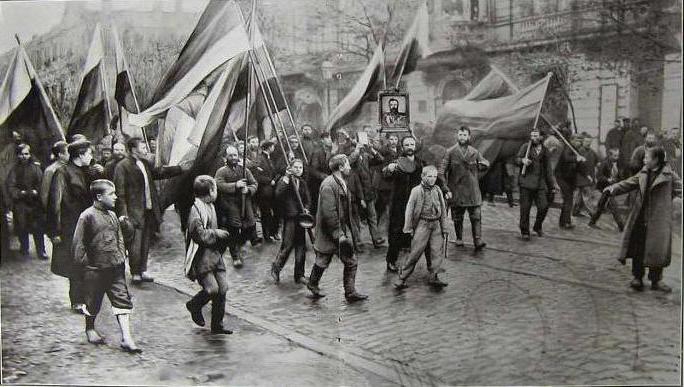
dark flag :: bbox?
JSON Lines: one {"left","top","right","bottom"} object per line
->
{"left": 389, "top": 2, "right": 431, "bottom": 86}
{"left": 0, "top": 44, "right": 64, "bottom": 168}
{"left": 67, "top": 23, "right": 109, "bottom": 144}
{"left": 325, "top": 44, "right": 385, "bottom": 134}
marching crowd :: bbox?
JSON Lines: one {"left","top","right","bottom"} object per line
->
{"left": 0, "top": 116, "right": 681, "bottom": 353}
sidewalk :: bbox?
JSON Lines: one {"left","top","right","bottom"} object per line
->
{"left": 0, "top": 256, "right": 389, "bottom": 386}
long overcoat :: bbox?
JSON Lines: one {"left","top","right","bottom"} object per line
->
{"left": 439, "top": 145, "right": 489, "bottom": 207}
{"left": 6, "top": 160, "right": 44, "bottom": 233}
{"left": 609, "top": 165, "right": 682, "bottom": 268}
{"left": 48, "top": 163, "right": 92, "bottom": 278}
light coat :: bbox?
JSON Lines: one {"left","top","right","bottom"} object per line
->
{"left": 403, "top": 184, "right": 447, "bottom": 234}
{"left": 609, "top": 165, "right": 682, "bottom": 268}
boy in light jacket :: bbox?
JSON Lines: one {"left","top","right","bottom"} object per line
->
{"left": 394, "top": 165, "right": 448, "bottom": 289}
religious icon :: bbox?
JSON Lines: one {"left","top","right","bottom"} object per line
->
{"left": 378, "top": 91, "right": 410, "bottom": 132}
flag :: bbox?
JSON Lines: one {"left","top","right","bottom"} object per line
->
{"left": 434, "top": 73, "right": 552, "bottom": 161}
{"left": 0, "top": 45, "right": 64, "bottom": 169}
{"left": 111, "top": 25, "right": 145, "bottom": 139}
{"left": 389, "top": 2, "right": 431, "bottom": 85}
{"left": 129, "top": 0, "right": 250, "bottom": 127}
{"left": 158, "top": 53, "right": 248, "bottom": 210}
{"left": 67, "top": 23, "right": 109, "bottom": 144}
{"left": 325, "top": 44, "right": 385, "bottom": 133}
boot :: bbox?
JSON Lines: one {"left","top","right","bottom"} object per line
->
{"left": 306, "top": 264, "right": 326, "bottom": 298}
{"left": 270, "top": 261, "right": 280, "bottom": 283}
{"left": 186, "top": 290, "right": 210, "bottom": 327}
{"left": 506, "top": 191, "right": 516, "bottom": 207}
{"left": 343, "top": 266, "right": 367, "bottom": 303}
{"left": 429, "top": 273, "right": 448, "bottom": 288}
{"left": 472, "top": 219, "right": 486, "bottom": 251}
{"left": 210, "top": 293, "right": 233, "bottom": 334}
{"left": 453, "top": 217, "right": 464, "bottom": 246}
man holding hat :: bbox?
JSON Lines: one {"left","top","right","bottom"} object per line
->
{"left": 253, "top": 138, "right": 283, "bottom": 242}
{"left": 307, "top": 154, "right": 368, "bottom": 303}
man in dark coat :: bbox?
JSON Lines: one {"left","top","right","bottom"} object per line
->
{"left": 662, "top": 127, "right": 682, "bottom": 177}
{"left": 604, "top": 146, "right": 681, "bottom": 292}
{"left": 440, "top": 126, "right": 490, "bottom": 251}
{"left": 252, "top": 139, "right": 282, "bottom": 242}
{"left": 48, "top": 140, "right": 97, "bottom": 313}
{"left": 307, "top": 154, "right": 367, "bottom": 303}
{"left": 104, "top": 142, "right": 126, "bottom": 180}
{"left": 270, "top": 158, "right": 311, "bottom": 284}
{"left": 215, "top": 145, "right": 258, "bottom": 267}
{"left": 383, "top": 136, "right": 425, "bottom": 272}
{"left": 555, "top": 131, "right": 586, "bottom": 228}
{"left": 590, "top": 148, "right": 625, "bottom": 231}
{"left": 517, "top": 129, "right": 557, "bottom": 240}
{"left": 604, "top": 120, "right": 624, "bottom": 156}
{"left": 573, "top": 134, "right": 598, "bottom": 217}
{"left": 299, "top": 124, "right": 321, "bottom": 161}
{"left": 308, "top": 132, "right": 333, "bottom": 217}
{"left": 6, "top": 143, "right": 47, "bottom": 259}
{"left": 113, "top": 137, "right": 185, "bottom": 283}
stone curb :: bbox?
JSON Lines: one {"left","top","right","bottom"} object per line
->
{"left": 154, "top": 281, "right": 442, "bottom": 387}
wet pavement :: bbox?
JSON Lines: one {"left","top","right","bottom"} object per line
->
{"left": 147, "top": 203, "right": 681, "bottom": 385}
{"left": 0, "top": 255, "right": 388, "bottom": 386}
{"left": 1, "top": 202, "right": 681, "bottom": 386}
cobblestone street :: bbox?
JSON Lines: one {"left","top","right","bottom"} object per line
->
{"left": 147, "top": 204, "right": 681, "bottom": 385}
{"left": 1, "top": 204, "right": 681, "bottom": 386}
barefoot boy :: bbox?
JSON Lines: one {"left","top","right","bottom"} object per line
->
{"left": 72, "top": 179, "right": 140, "bottom": 353}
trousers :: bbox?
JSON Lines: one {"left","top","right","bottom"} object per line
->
{"left": 83, "top": 264, "right": 133, "bottom": 316}
{"left": 128, "top": 210, "right": 155, "bottom": 275}
{"left": 451, "top": 206, "right": 482, "bottom": 243}
{"left": 399, "top": 219, "right": 444, "bottom": 281}
{"left": 519, "top": 187, "right": 549, "bottom": 235}
{"left": 273, "top": 219, "right": 306, "bottom": 279}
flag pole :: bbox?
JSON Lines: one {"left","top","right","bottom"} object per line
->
{"left": 259, "top": 38, "right": 307, "bottom": 163}
{"left": 522, "top": 72, "right": 552, "bottom": 176}
{"left": 15, "top": 36, "right": 65, "bottom": 139}
{"left": 98, "top": 26, "right": 113, "bottom": 134}
{"left": 241, "top": 55, "right": 252, "bottom": 218}
{"left": 251, "top": 51, "right": 293, "bottom": 157}
{"left": 250, "top": 51, "right": 290, "bottom": 164}
{"left": 112, "top": 24, "right": 149, "bottom": 148}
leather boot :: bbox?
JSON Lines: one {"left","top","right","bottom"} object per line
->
{"left": 453, "top": 217, "right": 463, "bottom": 242}
{"left": 306, "top": 264, "right": 326, "bottom": 298}
{"left": 506, "top": 191, "right": 516, "bottom": 207}
{"left": 186, "top": 290, "right": 210, "bottom": 327}
{"left": 343, "top": 266, "right": 367, "bottom": 303}
{"left": 472, "top": 218, "right": 486, "bottom": 251}
{"left": 210, "top": 293, "right": 232, "bottom": 334}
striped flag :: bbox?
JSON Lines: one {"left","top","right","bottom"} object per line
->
{"left": 112, "top": 25, "right": 145, "bottom": 139}
{"left": 0, "top": 44, "right": 64, "bottom": 169}
{"left": 390, "top": 2, "right": 431, "bottom": 85}
{"left": 325, "top": 44, "right": 385, "bottom": 134}
{"left": 67, "top": 23, "right": 109, "bottom": 144}
{"left": 129, "top": 0, "right": 250, "bottom": 128}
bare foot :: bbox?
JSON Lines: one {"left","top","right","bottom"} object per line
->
{"left": 86, "top": 330, "right": 105, "bottom": 345}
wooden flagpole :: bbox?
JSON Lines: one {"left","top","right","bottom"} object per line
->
{"left": 522, "top": 72, "right": 552, "bottom": 175}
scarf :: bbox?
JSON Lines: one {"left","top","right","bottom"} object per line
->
{"left": 183, "top": 198, "right": 214, "bottom": 278}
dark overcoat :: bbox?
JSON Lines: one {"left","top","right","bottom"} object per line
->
{"left": 215, "top": 164, "right": 258, "bottom": 228}
{"left": 384, "top": 156, "right": 424, "bottom": 235}
{"left": 314, "top": 174, "right": 357, "bottom": 254}
{"left": 439, "top": 145, "right": 489, "bottom": 207}
{"left": 6, "top": 160, "right": 44, "bottom": 233}
{"left": 48, "top": 163, "right": 92, "bottom": 278}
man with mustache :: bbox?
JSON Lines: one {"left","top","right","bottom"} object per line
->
{"left": 517, "top": 129, "right": 557, "bottom": 240}
{"left": 383, "top": 136, "right": 425, "bottom": 272}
